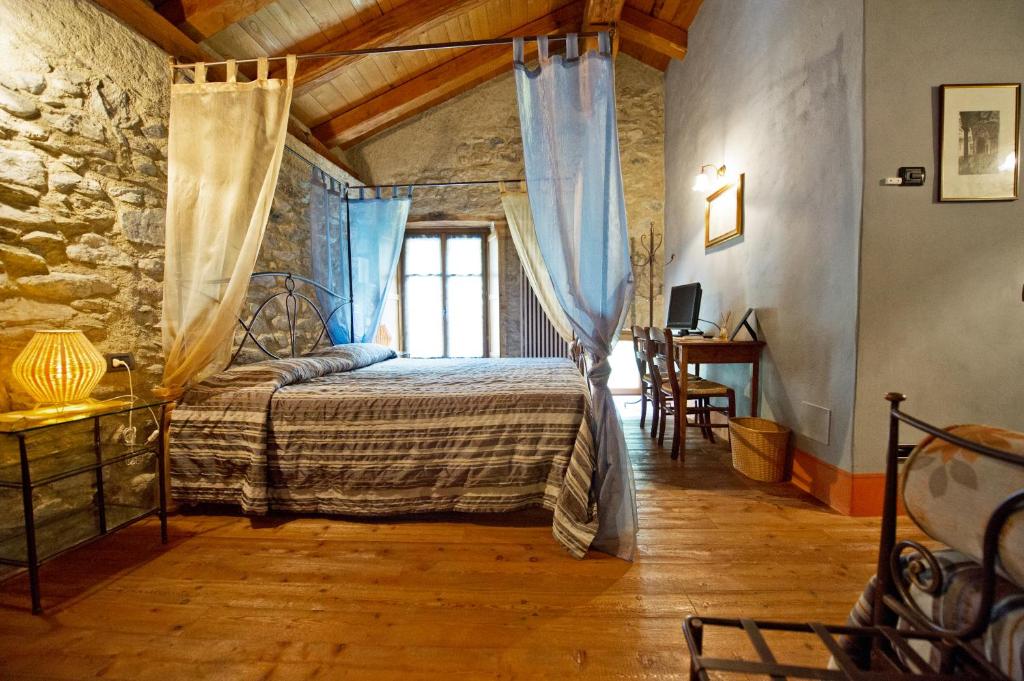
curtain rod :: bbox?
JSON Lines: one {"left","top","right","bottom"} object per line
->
{"left": 347, "top": 179, "right": 524, "bottom": 191}
{"left": 171, "top": 32, "right": 607, "bottom": 69}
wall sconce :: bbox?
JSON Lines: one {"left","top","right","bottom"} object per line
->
{"left": 692, "top": 164, "right": 727, "bottom": 193}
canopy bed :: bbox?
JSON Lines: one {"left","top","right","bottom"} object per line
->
{"left": 160, "top": 32, "right": 636, "bottom": 559}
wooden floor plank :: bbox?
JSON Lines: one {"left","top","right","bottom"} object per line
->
{"left": 0, "top": 399, "right": 906, "bottom": 680}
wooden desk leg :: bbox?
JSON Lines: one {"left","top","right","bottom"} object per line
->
{"left": 676, "top": 346, "right": 689, "bottom": 461}
{"left": 751, "top": 355, "right": 761, "bottom": 417}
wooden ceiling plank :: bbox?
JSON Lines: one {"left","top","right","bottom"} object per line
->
{"left": 273, "top": 0, "right": 495, "bottom": 95}
{"left": 154, "top": 0, "right": 279, "bottom": 42}
{"left": 619, "top": 4, "right": 686, "bottom": 60}
{"left": 314, "top": 1, "right": 584, "bottom": 148}
{"left": 582, "top": 0, "right": 626, "bottom": 28}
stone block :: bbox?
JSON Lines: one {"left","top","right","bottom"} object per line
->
{"left": 120, "top": 208, "right": 163, "bottom": 246}
{"left": 0, "top": 244, "right": 48, "bottom": 277}
{"left": 107, "top": 184, "right": 144, "bottom": 205}
{"left": 20, "top": 231, "right": 66, "bottom": 262}
{"left": 67, "top": 233, "right": 132, "bottom": 268}
{"left": 0, "top": 111, "right": 48, "bottom": 141}
{"left": 70, "top": 298, "right": 109, "bottom": 313}
{"left": 137, "top": 257, "right": 162, "bottom": 279}
{"left": 0, "top": 147, "right": 47, "bottom": 191}
{"left": 0, "top": 72, "right": 46, "bottom": 96}
{"left": 17, "top": 271, "right": 116, "bottom": 301}
{"left": 50, "top": 169, "right": 83, "bottom": 193}
{"left": 0, "top": 182, "right": 42, "bottom": 207}
{"left": 0, "top": 86, "right": 39, "bottom": 119}
{"left": 0, "top": 297, "right": 76, "bottom": 327}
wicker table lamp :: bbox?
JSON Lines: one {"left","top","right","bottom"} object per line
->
{"left": 8, "top": 330, "right": 108, "bottom": 418}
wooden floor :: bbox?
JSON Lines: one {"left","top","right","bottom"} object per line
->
{"left": 0, "top": 400, "right": 895, "bottom": 680}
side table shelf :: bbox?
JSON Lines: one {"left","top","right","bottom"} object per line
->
{"left": 0, "top": 399, "right": 170, "bottom": 614}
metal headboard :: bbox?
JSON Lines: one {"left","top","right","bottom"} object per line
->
{"left": 229, "top": 271, "right": 349, "bottom": 367}
{"left": 874, "top": 393, "right": 1024, "bottom": 651}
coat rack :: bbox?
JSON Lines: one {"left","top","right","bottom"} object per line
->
{"left": 630, "top": 222, "right": 674, "bottom": 328}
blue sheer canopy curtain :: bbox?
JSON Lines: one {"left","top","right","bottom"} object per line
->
{"left": 310, "top": 173, "right": 411, "bottom": 344}
{"left": 514, "top": 32, "right": 638, "bottom": 560}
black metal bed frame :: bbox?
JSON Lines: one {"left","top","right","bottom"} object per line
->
{"left": 228, "top": 271, "right": 348, "bottom": 367}
{"left": 682, "top": 392, "right": 1023, "bottom": 680}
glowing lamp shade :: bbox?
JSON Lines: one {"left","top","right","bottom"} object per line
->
{"left": 12, "top": 330, "right": 106, "bottom": 405}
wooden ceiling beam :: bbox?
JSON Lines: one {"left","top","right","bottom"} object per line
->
{"left": 153, "top": 0, "right": 277, "bottom": 42}
{"left": 313, "top": 2, "right": 584, "bottom": 149}
{"left": 90, "top": 0, "right": 215, "bottom": 62}
{"left": 618, "top": 37, "right": 670, "bottom": 71}
{"left": 618, "top": 5, "right": 688, "bottom": 61}
{"left": 87, "top": 0, "right": 362, "bottom": 179}
{"left": 273, "top": 0, "right": 494, "bottom": 96}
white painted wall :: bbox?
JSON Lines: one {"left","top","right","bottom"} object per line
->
{"left": 663, "top": 0, "right": 865, "bottom": 469}
{"left": 854, "top": 0, "right": 1024, "bottom": 472}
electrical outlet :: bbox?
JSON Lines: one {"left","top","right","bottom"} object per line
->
{"left": 105, "top": 353, "right": 135, "bottom": 372}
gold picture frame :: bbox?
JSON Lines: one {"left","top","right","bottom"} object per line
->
{"left": 704, "top": 173, "right": 744, "bottom": 248}
{"left": 939, "top": 83, "right": 1020, "bottom": 202}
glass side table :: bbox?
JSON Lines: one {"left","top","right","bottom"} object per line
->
{"left": 0, "top": 396, "right": 170, "bottom": 614}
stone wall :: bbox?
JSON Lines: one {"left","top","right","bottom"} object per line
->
{"left": 347, "top": 54, "right": 666, "bottom": 352}
{"left": 0, "top": 0, "right": 355, "bottom": 410}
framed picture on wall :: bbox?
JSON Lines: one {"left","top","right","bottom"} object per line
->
{"left": 704, "top": 173, "right": 744, "bottom": 248}
{"left": 939, "top": 83, "right": 1020, "bottom": 201}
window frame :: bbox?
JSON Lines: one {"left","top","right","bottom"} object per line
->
{"left": 399, "top": 229, "right": 490, "bottom": 358}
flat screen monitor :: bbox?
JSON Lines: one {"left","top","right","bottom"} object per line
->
{"left": 667, "top": 283, "right": 702, "bottom": 332}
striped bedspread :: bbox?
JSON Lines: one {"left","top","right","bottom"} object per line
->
{"left": 170, "top": 344, "right": 599, "bottom": 557}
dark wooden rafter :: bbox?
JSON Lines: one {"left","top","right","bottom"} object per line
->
{"left": 88, "top": 0, "right": 362, "bottom": 179}
{"left": 272, "top": 0, "right": 495, "bottom": 95}
{"left": 619, "top": 5, "right": 687, "bottom": 61}
{"left": 312, "top": 1, "right": 584, "bottom": 149}
{"left": 153, "top": 0, "right": 277, "bottom": 42}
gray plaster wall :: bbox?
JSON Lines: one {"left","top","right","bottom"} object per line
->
{"left": 853, "top": 0, "right": 1024, "bottom": 472}
{"left": 663, "top": 0, "right": 864, "bottom": 469}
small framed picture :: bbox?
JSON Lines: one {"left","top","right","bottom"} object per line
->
{"left": 939, "top": 83, "right": 1020, "bottom": 201}
{"left": 704, "top": 173, "right": 744, "bottom": 248}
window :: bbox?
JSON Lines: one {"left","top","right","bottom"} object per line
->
{"left": 401, "top": 231, "right": 489, "bottom": 357}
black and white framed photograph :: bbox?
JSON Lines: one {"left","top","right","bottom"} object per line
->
{"left": 940, "top": 83, "right": 1020, "bottom": 201}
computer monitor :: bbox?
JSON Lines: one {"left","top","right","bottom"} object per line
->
{"left": 666, "top": 283, "right": 702, "bottom": 333}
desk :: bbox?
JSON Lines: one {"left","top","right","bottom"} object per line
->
{"left": 672, "top": 337, "right": 766, "bottom": 457}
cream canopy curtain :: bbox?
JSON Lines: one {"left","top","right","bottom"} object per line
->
{"left": 499, "top": 185, "right": 574, "bottom": 343}
{"left": 160, "top": 57, "right": 296, "bottom": 397}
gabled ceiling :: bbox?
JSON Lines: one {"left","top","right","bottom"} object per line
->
{"left": 97, "top": 0, "right": 699, "bottom": 163}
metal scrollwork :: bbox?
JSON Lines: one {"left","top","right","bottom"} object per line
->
{"left": 228, "top": 272, "right": 350, "bottom": 367}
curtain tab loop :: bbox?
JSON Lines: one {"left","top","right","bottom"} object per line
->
{"left": 285, "top": 54, "right": 297, "bottom": 81}
{"left": 566, "top": 33, "right": 579, "bottom": 60}
{"left": 407, "top": 184, "right": 413, "bottom": 198}
{"left": 375, "top": 187, "right": 382, "bottom": 200}
{"left": 225, "top": 59, "right": 238, "bottom": 83}
{"left": 537, "top": 35, "right": 550, "bottom": 62}
{"left": 256, "top": 57, "right": 269, "bottom": 81}
{"left": 359, "top": 187, "right": 366, "bottom": 200}
{"left": 598, "top": 31, "right": 611, "bottom": 56}
{"left": 512, "top": 37, "right": 525, "bottom": 65}
{"left": 391, "top": 185, "right": 398, "bottom": 199}
{"left": 194, "top": 62, "right": 207, "bottom": 84}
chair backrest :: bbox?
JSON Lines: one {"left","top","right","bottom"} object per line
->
{"left": 649, "top": 327, "right": 680, "bottom": 396}
{"left": 630, "top": 325, "right": 649, "bottom": 379}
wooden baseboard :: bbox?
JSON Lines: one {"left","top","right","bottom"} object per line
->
{"left": 789, "top": 447, "right": 887, "bottom": 516}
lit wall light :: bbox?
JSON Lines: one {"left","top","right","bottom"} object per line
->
{"left": 692, "top": 164, "right": 727, "bottom": 193}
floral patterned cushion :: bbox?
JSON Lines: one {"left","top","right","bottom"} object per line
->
{"left": 902, "top": 425, "right": 1024, "bottom": 587}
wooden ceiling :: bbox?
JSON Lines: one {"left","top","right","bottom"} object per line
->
{"left": 96, "top": 0, "right": 700, "bottom": 162}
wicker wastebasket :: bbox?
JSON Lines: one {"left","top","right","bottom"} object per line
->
{"left": 728, "top": 417, "right": 791, "bottom": 482}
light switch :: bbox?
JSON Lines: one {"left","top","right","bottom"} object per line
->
{"left": 799, "top": 401, "right": 831, "bottom": 445}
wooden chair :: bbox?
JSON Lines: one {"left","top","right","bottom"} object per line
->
{"left": 630, "top": 325, "right": 658, "bottom": 434}
{"left": 648, "top": 327, "right": 736, "bottom": 460}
